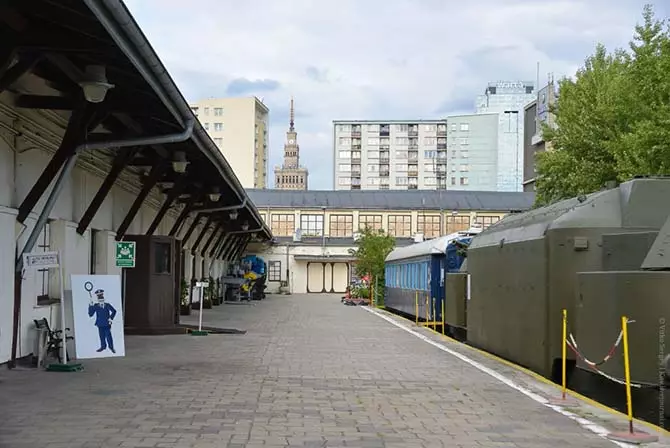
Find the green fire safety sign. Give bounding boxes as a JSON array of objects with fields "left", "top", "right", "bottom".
[{"left": 115, "top": 241, "right": 136, "bottom": 268}]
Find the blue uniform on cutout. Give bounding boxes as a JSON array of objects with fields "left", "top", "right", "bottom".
[{"left": 88, "top": 289, "right": 117, "bottom": 353}]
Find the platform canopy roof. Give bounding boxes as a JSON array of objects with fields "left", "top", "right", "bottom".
[
  {"left": 0, "top": 0, "right": 272, "bottom": 244},
  {"left": 247, "top": 189, "right": 535, "bottom": 212}
]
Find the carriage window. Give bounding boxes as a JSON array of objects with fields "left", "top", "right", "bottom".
[
  {"left": 359, "top": 215, "right": 383, "bottom": 231},
  {"left": 388, "top": 215, "right": 411, "bottom": 237},
  {"left": 476, "top": 215, "right": 501, "bottom": 229},
  {"left": 446, "top": 215, "right": 470, "bottom": 233},
  {"left": 329, "top": 215, "right": 354, "bottom": 237},
  {"left": 271, "top": 214, "right": 295, "bottom": 237},
  {"left": 418, "top": 215, "right": 441, "bottom": 238},
  {"left": 300, "top": 214, "right": 324, "bottom": 237}
]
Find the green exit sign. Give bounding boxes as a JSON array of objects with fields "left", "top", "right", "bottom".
[{"left": 115, "top": 241, "right": 136, "bottom": 268}]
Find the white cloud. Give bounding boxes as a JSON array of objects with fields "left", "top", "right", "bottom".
[{"left": 123, "top": 0, "right": 666, "bottom": 189}]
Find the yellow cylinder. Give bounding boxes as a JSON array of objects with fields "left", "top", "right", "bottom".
[
  {"left": 622, "top": 316, "right": 634, "bottom": 430},
  {"left": 432, "top": 297, "right": 436, "bottom": 330},
  {"left": 561, "top": 309, "right": 567, "bottom": 398},
  {"left": 441, "top": 300, "right": 445, "bottom": 335},
  {"left": 415, "top": 292, "right": 419, "bottom": 325}
]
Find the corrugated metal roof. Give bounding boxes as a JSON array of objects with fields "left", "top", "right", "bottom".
[{"left": 246, "top": 189, "right": 535, "bottom": 212}]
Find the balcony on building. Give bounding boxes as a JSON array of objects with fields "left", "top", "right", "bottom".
[{"left": 380, "top": 124, "right": 390, "bottom": 136}]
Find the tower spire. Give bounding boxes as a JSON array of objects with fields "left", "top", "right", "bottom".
[{"left": 289, "top": 96, "right": 295, "bottom": 131}]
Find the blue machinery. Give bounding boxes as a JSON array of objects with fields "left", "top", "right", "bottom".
[{"left": 384, "top": 230, "right": 475, "bottom": 326}]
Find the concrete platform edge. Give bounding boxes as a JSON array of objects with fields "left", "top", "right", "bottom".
[{"left": 363, "top": 306, "right": 670, "bottom": 447}]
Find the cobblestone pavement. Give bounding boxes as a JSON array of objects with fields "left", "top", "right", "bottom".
[{"left": 0, "top": 294, "right": 665, "bottom": 447}]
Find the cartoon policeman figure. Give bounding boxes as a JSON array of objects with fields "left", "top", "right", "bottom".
[{"left": 88, "top": 288, "right": 117, "bottom": 354}]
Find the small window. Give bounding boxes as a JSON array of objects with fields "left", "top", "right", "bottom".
[
  {"left": 460, "top": 123, "right": 469, "bottom": 132},
  {"left": 154, "top": 242, "right": 172, "bottom": 274},
  {"left": 268, "top": 261, "right": 281, "bottom": 282}
]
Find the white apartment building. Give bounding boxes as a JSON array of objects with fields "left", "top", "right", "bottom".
[
  {"left": 476, "top": 81, "right": 536, "bottom": 192},
  {"left": 332, "top": 120, "right": 449, "bottom": 190},
  {"left": 190, "top": 97, "right": 269, "bottom": 189}
]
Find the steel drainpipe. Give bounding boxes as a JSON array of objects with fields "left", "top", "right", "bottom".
[
  {"left": 9, "top": 120, "right": 194, "bottom": 369},
  {"left": 197, "top": 198, "right": 247, "bottom": 213},
  {"left": 227, "top": 227, "right": 264, "bottom": 235}
]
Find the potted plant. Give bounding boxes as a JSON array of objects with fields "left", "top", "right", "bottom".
[
  {"left": 202, "top": 277, "right": 212, "bottom": 309},
  {"left": 179, "top": 279, "right": 191, "bottom": 315},
  {"left": 210, "top": 276, "right": 220, "bottom": 305}
]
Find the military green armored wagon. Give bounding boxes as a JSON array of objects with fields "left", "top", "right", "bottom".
[{"left": 466, "top": 178, "right": 670, "bottom": 385}]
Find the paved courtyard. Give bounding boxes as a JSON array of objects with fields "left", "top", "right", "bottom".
[{"left": 0, "top": 294, "right": 667, "bottom": 447}]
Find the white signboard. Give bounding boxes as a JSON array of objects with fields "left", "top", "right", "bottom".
[
  {"left": 71, "top": 275, "right": 125, "bottom": 359},
  {"left": 23, "top": 251, "right": 60, "bottom": 269}
]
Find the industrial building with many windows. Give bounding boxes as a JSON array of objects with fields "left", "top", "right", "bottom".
[{"left": 245, "top": 189, "right": 535, "bottom": 295}]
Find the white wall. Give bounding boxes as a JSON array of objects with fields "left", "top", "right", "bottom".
[
  {"left": 0, "top": 206, "right": 17, "bottom": 363},
  {"left": 0, "top": 100, "right": 185, "bottom": 364}
]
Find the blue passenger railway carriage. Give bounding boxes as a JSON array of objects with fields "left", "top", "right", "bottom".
[{"left": 384, "top": 228, "right": 479, "bottom": 325}]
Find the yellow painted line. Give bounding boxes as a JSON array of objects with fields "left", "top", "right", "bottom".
[{"left": 384, "top": 307, "right": 670, "bottom": 437}]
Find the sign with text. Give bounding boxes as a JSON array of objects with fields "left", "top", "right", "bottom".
[
  {"left": 23, "top": 251, "right": 60, "bottom": 269},
  {"left": 115, "top": 241, "right": 136, "bottom": 268}
]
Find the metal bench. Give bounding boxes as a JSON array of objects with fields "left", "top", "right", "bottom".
[{"left": 33, "top": 317, "right": 73, "bottom": 366}]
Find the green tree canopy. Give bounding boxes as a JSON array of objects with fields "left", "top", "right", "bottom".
[
  {"left": 348, "top": 227, "right": 395, "bottom": 281},
  {"left": 535, "top": 4, "right": 670, "bottom": 206}
]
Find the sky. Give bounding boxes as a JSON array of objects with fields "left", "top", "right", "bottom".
[{"left": 123, "top": 0, "right": 667, "bottom": 190}]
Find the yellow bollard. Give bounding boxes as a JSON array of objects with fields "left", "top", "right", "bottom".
[
  {"left": 604, "top": 316, "right": 658, "bottom": 443},
  {"left": 441, "top": 300, "right": 445, "bottom": 336},
  {"left": 415, "top": 292, "right": 419, "bottom": 326},
  {"left": 425, "top": 294, "right": 429, "bottom": 323},
  {"left": 432, "top": 297, "right": 436, "bottom": 330},
  {"left": 622, "top": 315, "right": 634, "bottom": 434},
  {"left": 562, "top": 308, "right": 567, "bottom": 399}
]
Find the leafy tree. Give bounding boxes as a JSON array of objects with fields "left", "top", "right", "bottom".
[
  {"left": 535, "top": 4, "right": 670, "bottom": 206},
  {"left": 348, "top": 227, "right": 395, "bottom": 283}
]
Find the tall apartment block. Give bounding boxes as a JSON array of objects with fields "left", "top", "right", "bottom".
[
  {"left": 476, "top": 81, "right": 536, "bottom": 192},
  {"left": 332, "top": 120, "right": 449, "bottom": 190},
  {"left": 332, "top": 117, "right": 500, "bottom": 191},
  {"left": 189, "top": 96, "right": 269, "bottom": 189}
]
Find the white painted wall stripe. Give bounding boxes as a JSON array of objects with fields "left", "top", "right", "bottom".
[{"left": 363, "top": 306, "right": 632, "bottom": 447}]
